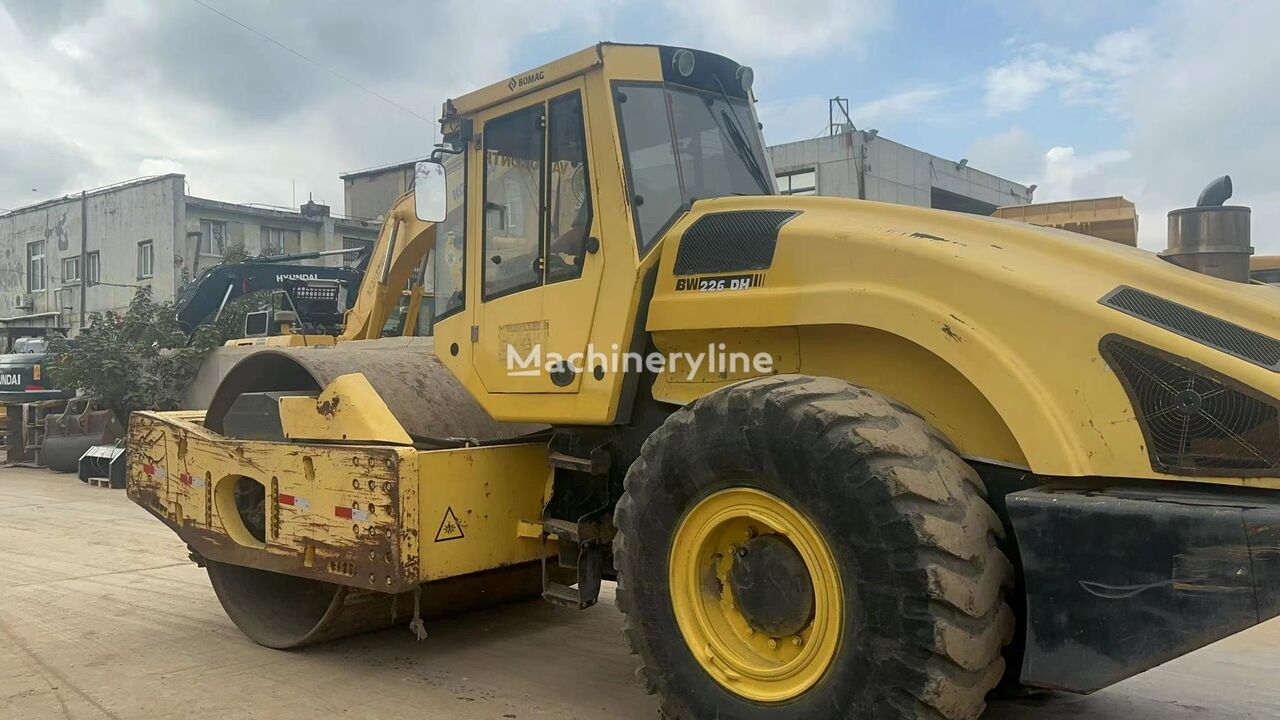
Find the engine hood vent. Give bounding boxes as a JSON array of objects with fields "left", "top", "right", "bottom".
[{"left": 1101, "top": 286, "right": 1280, "bottom": 372}]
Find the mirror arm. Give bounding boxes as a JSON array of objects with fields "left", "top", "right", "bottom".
[{"left": 429, "top": 143, "right": 465, "bottom": 163}]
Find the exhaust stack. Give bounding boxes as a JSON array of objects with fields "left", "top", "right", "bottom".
[{"left": 1161, "top": 175, "right": 1254, "bottom": 282}]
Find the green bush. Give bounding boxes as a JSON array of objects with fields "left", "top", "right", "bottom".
[{"left": 46, "top": 287, "right": 233, "bottom": 425}]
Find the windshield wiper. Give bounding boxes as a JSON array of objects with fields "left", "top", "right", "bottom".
[{"left": 709, "top": 77, "right": 773, "bottom": 195}]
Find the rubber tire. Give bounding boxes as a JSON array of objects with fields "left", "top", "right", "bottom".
[{"left": 613, "top": 375, "right": 1015, "bottom": 720}]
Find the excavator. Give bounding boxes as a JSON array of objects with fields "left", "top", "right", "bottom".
[
  {"left": 194, "top": 194, "right": 445, "bottom": 348},
  {"left": 129, "top": 43, "right": 1280, "bottom": 720}
]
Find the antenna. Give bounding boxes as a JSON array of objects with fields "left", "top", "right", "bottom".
[{"left": 828, "top": 97, "right": 854, "bottom": 136}]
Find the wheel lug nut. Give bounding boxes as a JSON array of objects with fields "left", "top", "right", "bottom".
[
  {"left": 745, "top": 626, "right": 755, "bottom": 636},
  {"left": 768, "top": 638, "right": 778, "bottom": 649},
  {"left": 727, "top": 544, "right": 737, "bottom": 555},
  {"left": 792, "top": 636, "right": 804, "bottom": 647},
  {"left": 736, "top": 546, "right": 748, "bottom": 558},
  {"left": 744, "top": 527, "right": 757, "bottom": 540}
]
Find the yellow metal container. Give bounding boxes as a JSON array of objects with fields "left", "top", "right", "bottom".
[{"left": 994, "top": 196, "right": 1139, "bottom": 246}]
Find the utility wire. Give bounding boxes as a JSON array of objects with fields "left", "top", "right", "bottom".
[{"left": 188, "top": 0, "right": 437, "bottom": 142}]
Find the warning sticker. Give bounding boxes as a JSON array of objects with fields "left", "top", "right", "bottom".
[
  {"left": 434, "top": 506, "right": 465, "bottom": 542},
  {"left": 496, "top": 320, "right": 548, "bottom": 362}
]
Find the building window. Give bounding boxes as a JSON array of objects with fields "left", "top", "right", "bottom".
[
  {"left": 137, "top": 240, "right": 154, "bottom": 279},
  {"left": 776, "top": 169, "right": 817, "bottom": 196},
  {"left": 62, "top": 256, "right": 81, "bottom": 284},
  {"left": 86, "top": 251, "right": 101, "bottom": 286},
  {"left": 261, "top": 227, "right": 301, "bottom": 257},
  {"left": 342, "top": 236, "right": 373, "bottom": 267},
  {"left": 199, "top": 219, "right": 227, "bottom": 256},
  {"left": 26, "top": 240, "right": 45, "bottom": 292}
]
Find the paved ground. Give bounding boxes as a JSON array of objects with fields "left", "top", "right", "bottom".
[{"left": 1, "top": 466, "right": 1277, "bottom": 719}]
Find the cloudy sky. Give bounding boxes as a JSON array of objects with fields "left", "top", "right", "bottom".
[{"left": 1, "top": 0, "right": 1276, "bottom": 253}]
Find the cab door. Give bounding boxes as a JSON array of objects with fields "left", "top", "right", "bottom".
[{"left": 471, "top": 80, "right": 604, "bottom": 393}]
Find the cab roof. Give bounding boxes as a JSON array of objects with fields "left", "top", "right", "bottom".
[{"left": 442, "top": 43, "right": 750, "bottom": 120}]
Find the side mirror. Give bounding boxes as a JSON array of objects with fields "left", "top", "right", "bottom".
[{"left": 414, "top": 160, "right": 447, "bottom": 223}]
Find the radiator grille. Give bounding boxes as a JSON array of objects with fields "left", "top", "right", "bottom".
[
  {"left": 1101, "top": 286, "right": 1280, "bottom": 371},
  {"left": 673, "top": 210, "right": 799, "bottom": 276},
  {"left": 1102, "top": 336, "right": 1280, "bottom": 476}
]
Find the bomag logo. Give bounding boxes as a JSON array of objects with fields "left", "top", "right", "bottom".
[{"left": 508, "top": 70, "right": 545, "bottom": 92}]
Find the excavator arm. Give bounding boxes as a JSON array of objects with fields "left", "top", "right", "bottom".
[{"left": 339, "top": 191, "right": 437, "bottom": 341}]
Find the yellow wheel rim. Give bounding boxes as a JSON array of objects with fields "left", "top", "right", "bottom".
[{"left": 669, "top": 487, "right": 843, "bottom": 703}]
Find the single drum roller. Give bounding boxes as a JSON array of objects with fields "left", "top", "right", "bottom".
[{"left": 192, "top": 339, "right": 546, "bottom": 648}]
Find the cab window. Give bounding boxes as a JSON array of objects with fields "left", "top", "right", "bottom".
[
  {"left": 546, "top": 92, "right": 592, "bottom": 284},
  {"left": 434, "top": 150, "right": 467, "bottom": 320},
  {"left": 482, "top": 104, "right": 544, "bottom": 300}
]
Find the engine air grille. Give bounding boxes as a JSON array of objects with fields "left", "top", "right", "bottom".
[
  {"left": 1102, "top": 336, "right": 1280, "bottom": 476},
  {"left": 1101, "top": 286, "right": 1280, "bottom": 372},
  {"left": 673, "top": 210, "right": 799, "bottom": 276}
]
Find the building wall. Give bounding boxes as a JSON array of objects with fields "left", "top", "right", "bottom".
[
  {"left": 0, "top": 175, "right": 185, "bottom": 330},
  {"left": 342, "top": 162, "right": 416, "bottom": 221},
  {"left": 183, "top": 200, "right": 339, "bottom": 274},
  {"left": 0, "top": 176, "right": 379, "bottom": 335},
  {"left": 345, "top": 137, "right": 1030, "bottom": 230},
  {"left": 768, "top": 131, "right": 1032, "bottom": 211}
]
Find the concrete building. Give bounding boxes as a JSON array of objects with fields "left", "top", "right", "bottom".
[
  {"left": 341, "top": 160, "right": 420, "bottom": 222},
  {"left": 341, "top": 130, "right": 1031, "bottom": 236},
  {"left": 0, "top": 175, "right": 378, "bottom": 336},
  {"left": 768, "top": 128, "right": 1033, "bottom": 213}
]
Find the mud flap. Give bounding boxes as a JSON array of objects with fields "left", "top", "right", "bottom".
[{"left": 1007, "top": 485, "right": 1280, "bottom": 693}]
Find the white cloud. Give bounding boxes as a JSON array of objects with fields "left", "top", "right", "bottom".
[
  {"left": 0, "top": 0, "right": 617, "bottom": 213},
  {"left": 662, "top": 0, "right": 890, "bottom": 61},
  {"left": 756, "top": 86, "right": 947, "bottom": 147},
  {"left": 1038, "top": 145, "right": 1133, "bottom": 202},
  {"left": 984, "top": 57, "right": 1070, "bottom": 114},
  {"left": 984, "top": 29, "right": 1150, "bottom": 114},
  {"left": 755, "top": 94, "right": 829, "bottom": 145},
  {"left": 968, "top": 129, "right": 1131, "bottom": 209},
  {"left": 967, "top": 126, "right": 1042, "bottom": 183},
  {"left": 849, "top": 87, "right": 947, "bottom": 128},
  {"left": 975, "top": 4, "right": 1280, "bottom": 255}
]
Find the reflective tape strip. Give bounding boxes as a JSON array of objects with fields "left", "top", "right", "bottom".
[
  {"left": 279, "top": 494, "right": 311, "bottom": 509},
  {"left": 142, "top": 464, "right": 167, "bottom": 479},
  {"left": 335, "top": 506, "right": 369, "bottom": 522}
]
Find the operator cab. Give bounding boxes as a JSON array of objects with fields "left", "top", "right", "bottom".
[{"left": 413, "top": 44, "right": 773, "bottom": 424}]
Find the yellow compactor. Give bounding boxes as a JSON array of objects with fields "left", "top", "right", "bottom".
[{"left": 130, "top": 44, "right": 1280, "bottom": 720}]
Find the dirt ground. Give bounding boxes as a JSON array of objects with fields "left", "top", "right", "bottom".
[{"left": 1, "top": 466, "right": 1277, "bottom": 719}]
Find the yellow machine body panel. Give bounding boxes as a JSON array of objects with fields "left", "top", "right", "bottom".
[
  {"left": 278, "top": 373, "right": 413, "bottom": 445},
  {"left": 409, "top": 42, "right": 1279, "bottom": 491},
  {"left": 224, "top": 334, "right": 338, "bottom": 348},
  {"left": 430, "top": 44, "right": 671, "bottom": 425},
  {"left": 340, "top": 195, "right": 438, "bottom": 342},
  {"left": 644, "top": 195, "right": 1280, "bottom": 488},
  {"left": 127, "top": 410, "right": 550, "bottom": 592}
]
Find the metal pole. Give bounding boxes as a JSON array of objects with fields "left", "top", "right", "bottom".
[{"left": 79, "top": 191, "right": 87, "bottom": 330}]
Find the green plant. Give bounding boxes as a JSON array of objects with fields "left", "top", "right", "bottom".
[{"left": 46, "top": 287, "right": 229, "bottom": 425}]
